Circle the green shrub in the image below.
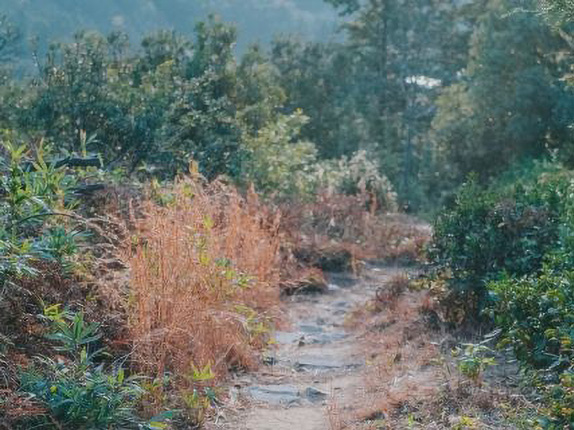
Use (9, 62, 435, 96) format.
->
(242, 110, 318, 199)
(489, 270, 574, 428)
(540, 370, 574, 429)
(430, 174, 568, 311)
(42, 307, 103, 359)
(17, 309, 162, 430)
(489, 270, 574, 369)
(243, 117, 399, 208)
(316, 149, 398, 212)
(432, 165, 574, 427)
(452, 342, 496, 385)
(0, 140, 85, 283)
(20, 359, 147, 430)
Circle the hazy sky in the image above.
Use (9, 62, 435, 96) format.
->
(1, 0, 341, 53)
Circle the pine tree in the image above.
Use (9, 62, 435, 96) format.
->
(432, 0, 573, 179)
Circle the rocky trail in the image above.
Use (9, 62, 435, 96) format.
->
(208, 262, 418, 430)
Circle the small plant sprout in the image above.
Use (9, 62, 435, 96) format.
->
(188, 363, 216, 383)
(452, 416, 480, 430)
(452, 342, 497, 385)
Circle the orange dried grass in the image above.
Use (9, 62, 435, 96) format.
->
(127, 179, 281, 385)
(341, 286, 443, 428)
(281, 191, 430, 265)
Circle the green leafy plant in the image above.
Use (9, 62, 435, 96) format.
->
(186, 363, 216, 384)
(20, 359, 146, 430)
(43, 307, 103, 359)
(487, 269, 574, 428)
(430, 173, 569, 315)
(0, 140, 84, 286)
(179, 363, 218, 426)
(18, 310, 166, 430)
(234, 304, 271, 341)
(242, 110, 319, 199)
(452, 342, 496, 385)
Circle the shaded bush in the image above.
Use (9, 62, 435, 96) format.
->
(429, 165, 574, 427)
(430, 173, 569, 311)
(0, 140, 97, 346)
(489, 269, 574, 428)
(13, 310, 156, 430)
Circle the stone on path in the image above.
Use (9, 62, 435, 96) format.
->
(247, 385, 301, 406)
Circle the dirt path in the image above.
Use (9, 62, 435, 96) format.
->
(208, 263, 413, 430)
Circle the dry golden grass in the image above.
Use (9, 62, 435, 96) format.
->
(337, 272, 532, 430)
(127, 179, 282, 389)
(281, 192, 430, 269)
(374, 272, 410, 312)
(336, 282, 444, 428)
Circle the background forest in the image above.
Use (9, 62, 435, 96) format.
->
(2, 0, 573, 211)
(1, 0, 574, 429)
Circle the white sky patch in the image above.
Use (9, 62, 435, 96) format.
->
(111, 15, 125, 27)
(406, 75, 442, 88)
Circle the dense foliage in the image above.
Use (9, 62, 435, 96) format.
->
(2, 0, 573, 210)
(1, 0, 574, 427)
(431, 171, 567, 307)
(0, 141, 86, 283)
(430, 165, 574, 427)
(19, 311, 154, 430)
(424, 22, 574, 430)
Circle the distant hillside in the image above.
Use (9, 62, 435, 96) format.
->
(0, 0, 340, 56)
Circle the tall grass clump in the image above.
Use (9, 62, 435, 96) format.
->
(128, 178, 281, 390)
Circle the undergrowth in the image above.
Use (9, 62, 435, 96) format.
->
(282, 190, 429, 273)
(0, 134, 425, 429)
(428, 164, 574, 428)
(128, 178, 282, 422)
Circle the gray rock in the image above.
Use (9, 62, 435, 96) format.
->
(298, 324, 324, 334)
(326, 272, 358, 288)
(333, 300, 350, 309)
(274, 331, 301, 344)
(247, 385, 301, 406)
(295, 354, 361, 371)
(305, 332, 347, 345)
(303, 387, 328, 403)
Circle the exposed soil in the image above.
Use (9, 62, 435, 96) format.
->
(206, 263, 421, 430)
(207, 257, 532, 430)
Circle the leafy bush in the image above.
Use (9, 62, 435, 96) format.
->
(316, 149, 398, 212)
(489, 270, 574, 370)
(242, 114, 398, 207)
(242, 110, 318, 199)
(431, 166, 574, 427)
(489, 270, 574, 428)
(20, 359, 147, 430)
(42, 306, 103, 359)
(452, 342, 496, 385)
(430, 173, 568, 311)
(16, 309, 157, 430)
(5, 20, 286, 181)
(0, 140, 83, 282)
(0, 139, 93, 352)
